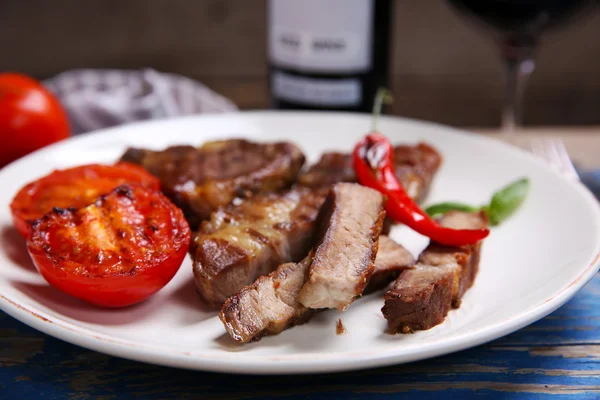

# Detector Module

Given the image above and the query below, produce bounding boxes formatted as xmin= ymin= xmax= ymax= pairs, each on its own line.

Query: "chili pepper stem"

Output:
xmin=371 ymin=88 xmax=394 ymax=132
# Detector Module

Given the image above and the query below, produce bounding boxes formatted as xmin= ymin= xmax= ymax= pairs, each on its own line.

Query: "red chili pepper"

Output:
xmin=352 ymin=132 xmax=489 ymax=246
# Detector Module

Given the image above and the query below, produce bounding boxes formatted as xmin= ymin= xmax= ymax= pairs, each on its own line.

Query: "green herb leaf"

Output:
xmin=425 ymin=202 xmax=481 ymax=218
xmin=487 ymin=177 xmax=530 ymax=226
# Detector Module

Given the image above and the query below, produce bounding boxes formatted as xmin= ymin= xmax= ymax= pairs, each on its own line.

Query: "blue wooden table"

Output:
xmin=1 ymin=272 xmax=599 ymax=399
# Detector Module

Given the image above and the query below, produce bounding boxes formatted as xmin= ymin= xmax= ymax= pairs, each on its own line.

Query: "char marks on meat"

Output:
xmin=382 ymin=211 xmax=489 ymax=334
xmin=191 ymin=187 xmax=326 ymax=308
xmin=120 ymin=139 xmax=305 ymax=227
xmin=220 ymin=235 xmax=412 ymax=342
xmin=298 ymin=183 xmax=386 ymax=311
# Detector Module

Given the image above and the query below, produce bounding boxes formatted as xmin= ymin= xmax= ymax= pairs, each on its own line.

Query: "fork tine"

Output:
xmin=546 ymin=140 xmax=564 ymax=172
xmin=529 ymin=138 xmax=579 ymax=180
xmin=552 ymin=139 xmax=579 ymax=179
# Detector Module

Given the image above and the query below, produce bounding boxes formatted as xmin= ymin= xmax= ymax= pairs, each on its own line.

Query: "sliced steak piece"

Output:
xmin=120 ymin=139 xmax=305 ymax=228
xmin=220 ymin=236 xmax=412 ymax=343
xmin=191 ymin=187 xmax=326 ymax=308
xmin=365 ymin=235 xmax=415 ymax=293
xmin=381 ymin=265 xmax=458 ymax=333
xmin=220 ymin=255 xmax=314 ymax=343
xmin=419 ymin=211 xmax=488 ymax=305
xmin=298 ymin=183 xmax=386 ymax=311
xmin=382 ymin=211 xmax=489 ymax=334
xmin=298 ymin=143 xmax=442 ymax=205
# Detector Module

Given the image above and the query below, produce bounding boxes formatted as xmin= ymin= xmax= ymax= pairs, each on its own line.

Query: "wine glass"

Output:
xmin=446 ymin=0 xmax=597 ymax=133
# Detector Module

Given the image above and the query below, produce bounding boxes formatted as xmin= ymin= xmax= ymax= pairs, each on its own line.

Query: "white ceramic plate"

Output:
xmin=1 ymin=112 xmax=599 ymax=374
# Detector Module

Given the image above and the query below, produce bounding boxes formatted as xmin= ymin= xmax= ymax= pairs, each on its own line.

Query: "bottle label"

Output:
xmin=268 ymin=0 xmax=373 ymax=73
xmin=272 ymin=71 xmax=361 ymax=106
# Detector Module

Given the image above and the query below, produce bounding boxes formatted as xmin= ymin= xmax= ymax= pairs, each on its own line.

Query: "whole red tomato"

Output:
xmin=27 ymin=184 xmax=191 ymax=308
xmin=0 ymin=73 xmax=70 ymax=168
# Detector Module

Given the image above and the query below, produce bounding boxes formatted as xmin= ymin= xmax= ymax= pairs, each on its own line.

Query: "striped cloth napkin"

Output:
xmin=44 ymin=69 xmax=238 ymax=135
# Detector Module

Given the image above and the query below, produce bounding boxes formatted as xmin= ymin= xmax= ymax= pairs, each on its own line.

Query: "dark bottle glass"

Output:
xmin=267 ymin=0 xmax=392 ymax=113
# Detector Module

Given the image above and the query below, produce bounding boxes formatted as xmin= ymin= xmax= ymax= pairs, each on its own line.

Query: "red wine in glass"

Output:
xmin=447 ymin=0 xmax=597 ymax=131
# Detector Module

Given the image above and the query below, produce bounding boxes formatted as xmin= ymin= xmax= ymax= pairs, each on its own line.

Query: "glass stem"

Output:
xmin=501 ymin=44 xmax=536 ymax=134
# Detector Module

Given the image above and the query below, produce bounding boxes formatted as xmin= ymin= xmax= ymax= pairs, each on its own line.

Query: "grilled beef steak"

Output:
xmin=120 ymin=139 xmax=305 ymax=227
xmin=191 ymin=187 xmax=326 ymax=308
xmin=298 ymin=183 xmax=386 ymax=311
xmin=220 ymin=236 xmax=413 ymax=343
xmin=298 ymin=143 xmax=441 ymax=204
xmin=189 ymin=141 xmax=437 ymax=311
xmin=382 ymin=211 xmax=488 ymax=334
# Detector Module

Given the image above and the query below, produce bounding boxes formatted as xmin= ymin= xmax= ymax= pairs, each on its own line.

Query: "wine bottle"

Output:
xmin=267 ymin=0 xmax=392 ymax=112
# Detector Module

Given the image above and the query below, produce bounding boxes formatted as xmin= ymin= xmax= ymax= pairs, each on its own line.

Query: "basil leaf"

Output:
xmin=487 ymin=178 xmax=530 ymax=226
xmin=425 ymin=202 xmax=481 ymax=218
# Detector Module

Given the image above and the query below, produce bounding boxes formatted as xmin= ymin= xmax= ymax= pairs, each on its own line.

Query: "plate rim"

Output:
xmin=1 ymin=110 xmax=599 ymax=374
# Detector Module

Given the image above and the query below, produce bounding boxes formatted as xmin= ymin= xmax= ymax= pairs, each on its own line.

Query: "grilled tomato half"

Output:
xmin=27 ymin=184 xmax=190 ymax=308
xmin=10 ymin=163 xmax=160 ymax=237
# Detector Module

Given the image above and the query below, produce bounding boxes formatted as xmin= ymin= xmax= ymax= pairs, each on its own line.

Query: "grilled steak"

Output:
xmin=187 ymin=141 xmax=437 ymax=311
xmin=382 ymin=211 xmax=488 ymax=334
xmin=120 ymin=139 xmax=305 ymax=228
xmin=298 ymin=143 xmax=441 ymax=204
xmin=191 ymin=187 xmax=326 ymax=308
xmin=298 ymin=183 xmax=386 ymax=311
xmin=220 ymin=236 xmax=412 ymax=343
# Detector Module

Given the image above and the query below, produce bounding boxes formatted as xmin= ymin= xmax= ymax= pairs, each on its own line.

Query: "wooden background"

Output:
xmin=1 ymin=0 xmax=599 ymax=127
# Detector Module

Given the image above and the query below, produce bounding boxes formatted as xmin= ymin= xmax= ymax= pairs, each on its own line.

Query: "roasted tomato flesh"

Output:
xmin=10 ymin=163 xmax=159 ymax=237
xmin=27 ymin=184 xmax=190 ymax=308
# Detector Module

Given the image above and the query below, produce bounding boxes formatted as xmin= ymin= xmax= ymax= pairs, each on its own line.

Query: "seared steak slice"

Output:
xmin=120 ymin=139 xmax=305 ymax=227
xmin=365 ymin=235 xmax=415 ymax=293
xmin=298 ymin=183 xmax=386 ymax=311
xmin=191 ymin=187 xmax=326 ymax=308
xmin=220 ymin=236 xmax=412 ymax=343
xmin=382 ymin=211 xmax=489 ymax=334
xmin=382 ymin=265 xmax=458 ymax=333
xmin=220 ymin=255 xmax=314 ymax=343
xmin=298 ymin=143 xmax=441 ymax=205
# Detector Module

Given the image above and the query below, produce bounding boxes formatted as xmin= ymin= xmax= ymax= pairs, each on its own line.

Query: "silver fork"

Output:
xmin=530 ymin=138 xmax=580 ymax=180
